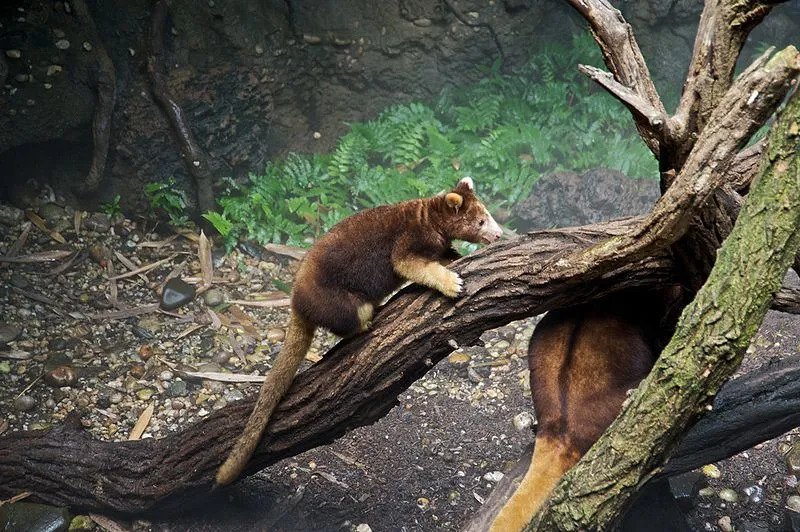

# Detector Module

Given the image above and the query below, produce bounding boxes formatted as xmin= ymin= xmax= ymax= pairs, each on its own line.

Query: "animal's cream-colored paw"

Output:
xmin=440 ymin=270 xmax=463 ymax=298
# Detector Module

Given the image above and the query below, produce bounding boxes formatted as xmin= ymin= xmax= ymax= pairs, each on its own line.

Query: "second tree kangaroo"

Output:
xmin=491 ymin=287 xmax=685 ymax=531
xmin=216 ymin=176 xmax=503 ymax=486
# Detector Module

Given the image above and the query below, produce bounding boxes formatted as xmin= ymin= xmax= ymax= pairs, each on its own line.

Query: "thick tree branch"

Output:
xmin=565 ymin=0 xmax=668 ymax=156
xmin=531 ymin=80 xmax=800 ymax=531
xmin=0 ymin=220 xmax=677 ymax=514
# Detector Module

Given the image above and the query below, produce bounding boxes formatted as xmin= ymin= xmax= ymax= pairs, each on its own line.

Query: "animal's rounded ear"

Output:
xmin=456 ymin=176 xmax=474 ymax=191
xmin=445 ymin=192 xmax=463 ymax=212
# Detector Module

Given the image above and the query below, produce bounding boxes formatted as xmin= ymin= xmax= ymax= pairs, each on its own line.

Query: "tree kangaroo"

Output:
xmin=491 ymin=287 xmax=684 ymax=531
xmin=216 ymin=176 xmax=503 ymax=486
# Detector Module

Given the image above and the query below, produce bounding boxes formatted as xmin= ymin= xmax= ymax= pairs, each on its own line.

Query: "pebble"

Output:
xmin=788 ymin=494 xmax=800 ymax=513
xmin=46 ymin=65 xmax=62 ymax=76
xmin=82 ymin=41 xmax=92 ymax=51
xmin=5 ymin=49 xmax=21 ymax=59
xmin=356 ymin=525 xmax=372 ymax=532
xmin=702 ymin=464 xmax=721 ymax=479
xmin=158 ymin=370 xmax=173 ymax=381
xmin=167 ymin=380 xmax=187 ymax=397
xmin=698 ymin=487 xmax=715 ymax=498
xmin=160 ymin=278 xmax=196 ymax=310
xmin=224 ymin=389 xmax=245 ymax=402
xmin=44 ymin=365 xmax=77 ymax=387
xmin=512 ymin=411 xmax=534 ymax=432
xmin=266 ymin=327 xmax=286 ymax=343
xmin=211 ymin=351 xmax=231 ymax=364
xmin=48 ymin=337 xmax=67 ymax=351
xmin=109 ymin=392 xmax=123 ymax=404
xmin=199 ymin=337 xmax=215 ymax=352
xmin=416 ymin=497 xmax=429 ymax=510
xmin=69 ymin=514 xmax=94 ymax=530
xmin=786 ymin=442 xmax=800 ymax=475
xmin=55 ymin=39 xmax=71 ymax=50
xmin=84 ymin=213 xmax=111 ymax=233
xmin=88 ymin=244 xmax=110 ymax=264
xmin=0 ymin=323 xmax=22 ymax=345
xmin=744 ymin=484 xmax=764 ymax=504
xmin=447 ymin=352 xmax=470 ymax=368
xmin=718 ymin=488 xmax=739 ymax=503
xmin=0 ymin=361 xmax=9 ymax=374
xmin=718 ymin=515 xmax=733 ymax=532
xmin=138 ymin=344 xmax=154 ymax=360
xmin=0 ymin=502 xmax=70 ymax=532
xmin=14 ymin=394 xmax=36 ymax=411
xmin=483 ymin=471 xmax=504 ymax=483
xmin=137 ymin=388 xmax=155 ymax=401
xmin=202 ymin=288 xmax=225 ymax=306
xmin=10 ymin=272 xmax=28 ymax=289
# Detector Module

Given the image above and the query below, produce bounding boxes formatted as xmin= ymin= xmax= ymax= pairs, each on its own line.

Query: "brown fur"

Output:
xmin=491 ymin=288 xmax=683 ymax=531
xmin=216 ymin=178 xmax=501 ymax=486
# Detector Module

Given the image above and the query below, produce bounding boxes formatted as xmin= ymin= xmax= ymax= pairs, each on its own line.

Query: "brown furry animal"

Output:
xmin=490 ymin=288 xmax=683 ymax=531
xmin=216 ymin=177 xmax=503 ymax=486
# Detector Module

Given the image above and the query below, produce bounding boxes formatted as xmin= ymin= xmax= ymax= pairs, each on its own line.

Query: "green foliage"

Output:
xmin=144 ymin=177 xmax=189 ymax=226
xmin=100 ymin=195 xmax=121 ymax=219
xmin=207 ymin=31 xmax=657 ymax=249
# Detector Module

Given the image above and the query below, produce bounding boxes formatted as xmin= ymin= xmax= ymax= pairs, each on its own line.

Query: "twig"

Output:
xmin=87 ymin=304 xmax=160 ymax=321
xmin=108 ymin=255 xmax=177 ymax=280
xmin=227 ymin=298 xmax=291 ymax=308
xmin=7 ymin=222 xmax=31 ymax=257
xmin=128 ymin=403 xmax=154 ymax=441
xmin=0 ymin=250 xmax=73 ymax=263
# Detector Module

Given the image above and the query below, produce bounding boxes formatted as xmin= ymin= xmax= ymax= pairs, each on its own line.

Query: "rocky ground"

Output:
xmin=1 ymin=201 xmax=800 ymax=532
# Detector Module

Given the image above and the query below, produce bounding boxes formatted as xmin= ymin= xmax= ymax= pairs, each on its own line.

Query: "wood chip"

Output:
xmin=175 ymin=323 xmax=205 ymax=340
xmin=228 ymin=331 xmax=246 ymax=364
xmin=198 ymin=230 xmax=213 ymax=290
xmin=87 ymin=304 xmax=159 ymax=321
xmin=107 ymin=259 xmax=119 ymax=308
xmin=48 ymin=248 xmax=85 ymax=276
xmin=137 ymin=234 xmax=178 ymax=248
xmin=0 ymin=250 xmax=73 ymax=263
xmin=178 ymin=370 xmax=265 ymax=383
xmin=0 ymin=350 xmax=32 ymax=360
xmin=317 ymin=471 xmax=350 ymax=489
xmin=263 ymin=243 xmax=307 ymax=260
xmin=89 ymin=513 xmax=131 ymax=532
xmin=7 ymin=222 xmax=31 ymax=257
xmin=73 ymin=211 xmax=84 ymax=235
xmin=114 ymin=251 xmax=149 ymax=283
xmin=108 ymin=254 xmax=177 ymax=280
xmin=0 ymin=491 xmax=32 ymax=507
xmin=227 ymin=298 xmax=291 ymax=308
xmin=207 ymin=308 xmax=222 ymax=330
xmin=128 ymin=403 xmax=154 ymax=440
xmin=25 ymin=210 xmax=66 ymax=244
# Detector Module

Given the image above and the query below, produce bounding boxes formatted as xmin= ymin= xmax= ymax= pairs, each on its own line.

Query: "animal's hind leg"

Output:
xmin=356 ymin=302 xmax=374 ymax=332
xmin=489 ymin=436 xmax=580 ymax=532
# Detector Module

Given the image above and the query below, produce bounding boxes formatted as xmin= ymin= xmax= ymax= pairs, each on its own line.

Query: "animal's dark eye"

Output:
xmin=479 ymin=220 xmax=485 ymax=226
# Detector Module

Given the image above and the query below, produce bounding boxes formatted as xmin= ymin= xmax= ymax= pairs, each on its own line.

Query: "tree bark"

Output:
xmin=147 ymin=0 xmax=216 ymax=220
xmin=530 ymin=74 xmax=800 ymax=531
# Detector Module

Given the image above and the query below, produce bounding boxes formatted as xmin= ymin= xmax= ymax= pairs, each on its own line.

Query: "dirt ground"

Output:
xmin=1 ymin=206 xmax=800 ymax=531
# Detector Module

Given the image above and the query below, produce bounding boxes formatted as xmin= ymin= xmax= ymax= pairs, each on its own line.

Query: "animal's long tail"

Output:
xmin=489 ymin=436 xmax=580 ymax=531
xmin=216 ymin=310 xmax=315 ymax=486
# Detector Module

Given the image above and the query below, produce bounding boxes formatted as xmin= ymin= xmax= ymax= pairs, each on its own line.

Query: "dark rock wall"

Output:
xmin=0 ymin=0 xmax=797 ymax=215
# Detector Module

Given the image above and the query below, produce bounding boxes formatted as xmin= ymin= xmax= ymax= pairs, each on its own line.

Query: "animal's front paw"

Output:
xmin=440 ymin=270 xmax=463 ymax=298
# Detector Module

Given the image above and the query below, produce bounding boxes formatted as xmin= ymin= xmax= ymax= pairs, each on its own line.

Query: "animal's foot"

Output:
xmin=440 ymin=270 xmax=463 ymax=298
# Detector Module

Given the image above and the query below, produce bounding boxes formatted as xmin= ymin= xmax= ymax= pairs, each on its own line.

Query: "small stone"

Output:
xmin=202 ymin=288 xmax=224 ymax=307
xmin=416 ymin=497 xmax=429 ymax=510
xmin=14 ymin=74 xmax=29 ymax=83
xmin=668 ymin=471 xmax=706 ymax=511
xmin=88 ymin=244 xmax=110 ymax=264
xmin=84 ymin=212 xmax=110 ymax=233
xmin=512 ymin=411 xmax=534 ymax=432
xmin=744 ymin=484 xmax=764 ymax=504
xmin=160 ymin=278 xmax=196 ymax=310
xmin=46 ymin=65 xmax=62 ymax=77
xmin=199 ymin=337 xmax=215 ymax=352
xmin=313 ymin=131 xmax=322 ymax=139
xmin=158 ymin=370 xmax=173 ymax=381
xmin=167 ymin=380 xmax=187 ymax=397
xmin=0 ymin=323 xmax=21 ymax=345
xmin=109 ymin=392 xmax=123 ymax=404
xmin=5 ymin=49 xmax=21 ymax=59
xmin=0 ymin=361 xmax=10 ymax=374
xmin=698 ymin=487 xmax=715 ymax=497
xmin=69 ymin=514 xmax=94 ymax=531
xmin=0 ymin=204 xmax=24 ymax=225
xmin=788 ymin=494 xmax=800 ymax=513
xmin=82 ymin=41 xmax=92 ymax=51
xmin=211 ymin=351 xmax=231 ymax=364
xmin=138 ymin=344 xmax=154 ymax=360
xmin=48 ymin=337 xmax=67 ymax=351
xmin=224 ymin=389 xmax=244 ymax=402
xmin=37 ymin=202 xmax=66 ymax=223
xmin=303 ymin=34 xmax=322 ymax=44
xmin=0 ymin=502 xmax=70 ymax=532
xmin=718 ymin=516 xmax=733 ymax=532
xmin=130 ymin=364 xmax=146 ymax=379
xmin=53 ymin=29 xmax=66 ymax=38
xmin=413 ymin=18 xmax=432 ymax=27
xmin=254 ymin=44 xmax=264 ymax=55
xmin=136 ymin=388 xmax=155 ymax=401
xmin=447 ymin=352 xmax=470 ymax=368
xmin=356 ymin=524 xmax=372 ymax=532
xmin=483 ymin=471 xmax=504 ymax=483
xmin=266 ymin=328 xmax=286 ymax=343
xmin=55 ymin=39 xmax=70 ymax=50
xmin=786 ymin=442 xmax=800 ymax=475
xmin=14 ymin=395 xmax=36 ymax=411
xmin=718 ymin=488 xmax=739 ymax=503
xmin=702 ymin=464 xmax=721 ymax=479
xmin=44 ymin=365 xmax=77 ymax=387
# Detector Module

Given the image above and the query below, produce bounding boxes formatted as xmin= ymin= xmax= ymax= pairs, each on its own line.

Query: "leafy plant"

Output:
xmin=145 ymin=177 xmax=189 ymax=226
xmin=100 ymin=195 xmax=122 ymax=219
xmin=205 ymin=30 xmax=657 ymax=249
